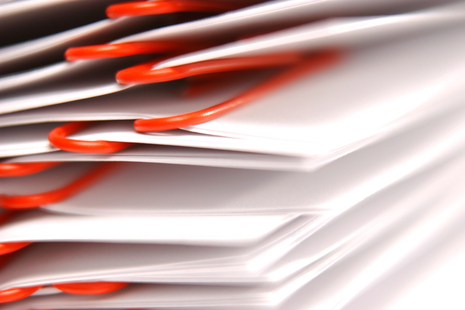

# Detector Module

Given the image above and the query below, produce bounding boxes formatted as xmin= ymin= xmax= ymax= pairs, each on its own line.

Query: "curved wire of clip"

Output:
xmin=66 ymin=0 xmax=241 ymax=61
xmin=106 ymin=0 xmax=245 ymax=19
xmin=53 ymin=281 xmax=128 ymax=295
xmin=0 ymin=242 xmax=31 ymax=256
xmin=65 ymin=41 xmax=196 ymax=61
xmin=116 ymin=52 xmax=306 ymax=84
xmin=48 ymin=122 xmax=132 ymax=154
xmin=128 ymin=50 xmax=341 ymax=132
xmin=0 ymin=286 xmax=42 ymax=304
xmin=0 ymin=162 xmax=60 ymax=178
xmin=0 ymin=162 xmax=119 ymax=210
xmin=51 ymin=51 xmax=339 ymax=152
xmin=0 ymin=282 xmax=128 ymax=304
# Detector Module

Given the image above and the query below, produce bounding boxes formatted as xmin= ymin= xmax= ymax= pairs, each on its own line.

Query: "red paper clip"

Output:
xmin=0 ymin=162 xmax=60 ymax=178
xmin=0 ymin=281 xmax=127 ymax=304
xmin=65 ymin=0 xmax=252 ymax=61
xmin=106 ymin=0 xmax=245 ymax=18
xmin=49 ymin=122 xmax=132 ymax=154
xmin=53 ymin=52 xmax=339 ymax=149
xmin=65 ymin=41 xmax=194 ymax=61
xmin=0 ymin=286 xmax=42 ymax=304
xmin=129 ymin=50 xmax=340 ymax=131
xmin=0 ymin=242 xmax=31 ymax=256
xmin=0 ymin=162 xmax=119 ymax=210
xmin=66 ymin=0 xmax=237 ymax=61
xmin=54 ymin=281 xmax=128 ymax=295
xmin=116 ymin=52 xmax=306 ymax=84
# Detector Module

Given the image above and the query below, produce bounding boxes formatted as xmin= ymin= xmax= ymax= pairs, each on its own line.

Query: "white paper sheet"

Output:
xmin=0 ymin=216 xmax=318 ymax=291
xmin=5 ymin=175 xmax=465 ymax=309
xmin=2 ymin=2 xmax=464 ymax=309
xmin=157 ymin=2 xmax=465 ymax=68
xmin=114 ymin=0 xmax=456 ymax=44
xmin=4 ymin=24 xmax=465 ymax=163
xmin=105 ymin=152 xmax=465 ymax=284
xmin=47 ymin=103 xmax=465 ymax=216
xmin=0 ymin=123 xmax=58 ymax=158
xmin=342 ymin=217 xmax=465 ymax=310
xmin=180 ymin=22 xmax=465 ymax=153
xmin=1 ymin=2 xmax=461 ymax=115
xmin=3 ymin=145 xmax=324 ymax=172
xmin=0 ymin=157 xmax=447 ymax=291
xmin=0 ymin=210 xmax=297 ymax=247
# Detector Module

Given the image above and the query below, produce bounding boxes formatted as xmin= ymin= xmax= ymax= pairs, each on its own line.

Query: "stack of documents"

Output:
xmin=1 ymin=0 xmax=465 ymax=309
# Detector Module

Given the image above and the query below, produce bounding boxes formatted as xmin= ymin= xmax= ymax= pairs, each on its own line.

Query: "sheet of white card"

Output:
xmin=0 ymin=1 xmax=460 ymax=114
xmin=156 ymin=2 xmax=465 ymax=68
xmin=0 ymin=216 xmax=319 ymax=291
xmin=4 ymin=178 xmax=465 ymax=309
xmin=0 ymin=123 xmax=58 ymax=158
xmin=342 ymin=217 xmax=465 ymax=310
xmin=103 ymin=153 xmax=465 ymax=284
xmin=3 ymin=24 xmax=465 ymax=163
xmin=0 ymin=210 xmax=297 ymax=246
xmin=3 ymin=145 xmax=320 ymax=172
xmin=0 ymin=156 xmax=449 ymax=289
xmin=3 ymin=107 xmax=463 ymax=289
xmin=47 ymin=102 xmax=465 ymax=216
xmin=113 ymin=0 xmax=456 ymax=44
xmin=177 ymin=22 xmax=465 ymax=153
xmin=250 ymin=156 xmax=465 ymax=284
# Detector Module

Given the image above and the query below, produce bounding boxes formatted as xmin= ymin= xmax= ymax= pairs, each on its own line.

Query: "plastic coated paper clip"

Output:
xmin=0 ymin=162 xmax=120 ymax=210
xmin=48 ymin=122 xmax=132 ymax=154
xmin=65 ymin=0 xmax=249 ymax=61
xmin=106 ymin=0 xmax=248 ymax=19
xmin=0 ymin=162 xmax=60 ymax=178
xmin=0 ymin=281 xmax=127 ymax=304
xmin=65 ymin=41 xmax=201 ymax=61
xmin=128 ymin=50 xmax=342 ymax=132
xmin=49 ymin=51 xmax=340 ymax=153
xmin=0 ymin=286 xmax=42 ymax=304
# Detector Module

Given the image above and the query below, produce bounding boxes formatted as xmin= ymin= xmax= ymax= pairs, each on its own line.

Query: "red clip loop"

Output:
xmin=53 ymin=282 xmax=128 ymax=295
xmin=116 ymin=52 xmax=305 ymax=85
xmin=106 ymin=0 xmax=244 ymax=19
xmin=49 ymin=122 xmax=132 ymax=154
xmin=0 ymin=162 xmax=119 ymax=210
xmin=0 ymin=286 xmax=42 ymax=304
xmin=0 ymin=162 xmax=60 ymax=178
xmin=0 ymin=242 xmax=31 ymax=256
xmin=65 ymin=41 xmax=190 ymax=61
xmin=134 ymin=50 xmax=341 ymax=132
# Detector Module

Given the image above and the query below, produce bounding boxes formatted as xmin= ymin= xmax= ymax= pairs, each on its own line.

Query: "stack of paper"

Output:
xmin=1 ymin=0 xmax=465 ymax=309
